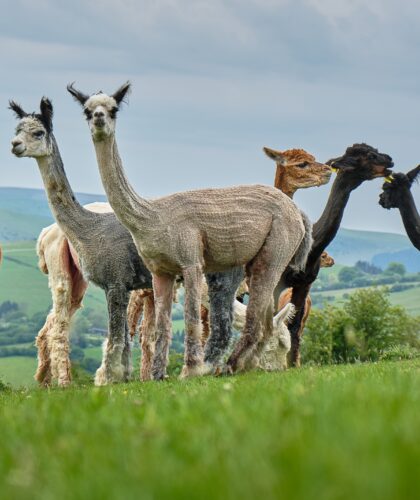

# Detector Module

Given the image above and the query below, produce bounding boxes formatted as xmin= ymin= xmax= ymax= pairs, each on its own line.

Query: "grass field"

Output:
xmin=0 ymin=360 xmax=419 ymax=499
xmin=0 ymin=357 xmax=37 ymax=388
xmin=0 ymin=240 xmax=107 ymax=316
xmin=313 ymin=284 xmax=420 ymax=315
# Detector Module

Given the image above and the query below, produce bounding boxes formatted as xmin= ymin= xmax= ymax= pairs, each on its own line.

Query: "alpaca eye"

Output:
xmin=109 ymin=107 xmax=118 ymax=119
xmin=84 ymin=108 xmax=92 ymax=120
xmin=298 ymin=162 xmax=309 ymax=168
xmin=33 ymin=130 xmax=45 ymax=138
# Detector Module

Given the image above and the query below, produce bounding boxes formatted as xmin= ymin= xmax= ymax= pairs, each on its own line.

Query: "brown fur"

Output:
xmin=264 ymin=147 xmax=331 ymax=198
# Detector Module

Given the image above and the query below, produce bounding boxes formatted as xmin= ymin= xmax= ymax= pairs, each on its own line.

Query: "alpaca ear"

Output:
xmin=273 ymin=303 xmax=295 ymax=327
xmin=263 ymin=147 xmax=286 ymax=165
xmin=8 ymin=100 xmax=27 ymax=119
xmin=67 ymin=82 xmax=89 ymax=106
xmin=112 ymin=81 xmax=131 ymax=106
xmin=407 ymin=165 xmax=420 ymax=184
xmin=40 ymin=97 xmax=53 ymax=133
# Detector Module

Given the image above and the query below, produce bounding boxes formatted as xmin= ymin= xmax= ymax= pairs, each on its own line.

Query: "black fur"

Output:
xmin=67 ymin=82 xmax=89 ymax=105
xmin=39 ymin=97 xmax=53 ymax=133
xmin=112 ymin=82 xmax=131 ymax=106
xmin=8 ymin=101 xmax=27 ymax=119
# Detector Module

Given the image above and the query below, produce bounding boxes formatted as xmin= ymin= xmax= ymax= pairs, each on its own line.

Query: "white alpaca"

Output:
xmin=232 ymin=300 xmax=294 ymax=371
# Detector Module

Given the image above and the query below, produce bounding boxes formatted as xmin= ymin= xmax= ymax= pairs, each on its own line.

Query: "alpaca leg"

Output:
xmin=200 ymin=305 xmax=210 ymax=346
xmin=95 ymin=288 xmax=129 ymax=386
xmin=204 ymin=267 xmax=244 ymax=369
xmin=121 ymin=320 xmax=132 ymax=382
xmin=140 ymin=293 xmax=156 ymax=381
xmin=152 ymin=274 xmax=175 ymax=381
xmin=227 ymin=219 xmax=303 ymax=373
xmin=34 ymin=311 xmax=54 ymax=386
xmin=287 ymin=284 xmax=311 ymax=368
xmin=48 ymin=279 xmax=75 ymax=387
xmin=180 ymin=265 xmax=207 ymax=379
xmin=127 ymin=290 xmax=145 ymax=339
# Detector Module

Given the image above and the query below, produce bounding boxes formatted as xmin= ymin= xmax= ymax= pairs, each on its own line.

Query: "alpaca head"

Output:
xmin=67 ymin=82 xmax=131 ymax=141
xmin=320 ymin=251 xmax=335 ymax=268
xmin=379 ymin=165 xmax=420 ymax=209
xmin=9 ymin=98 xmax=54 ymax=158
xmin=326 ymin=143 xmax=394 ymax=181
xmin=263 ymin=147 xmax=331 ymax=195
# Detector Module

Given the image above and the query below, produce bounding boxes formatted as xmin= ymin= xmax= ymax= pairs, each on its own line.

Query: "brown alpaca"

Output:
xmin=277 ymin=251 xmax=335 ymax=344
xmin=263 ymin=147 xmax=332 ymax=197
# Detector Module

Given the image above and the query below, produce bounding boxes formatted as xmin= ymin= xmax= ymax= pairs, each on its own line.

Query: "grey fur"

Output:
xmin=10 ymin=100 xmax=153 ymax=385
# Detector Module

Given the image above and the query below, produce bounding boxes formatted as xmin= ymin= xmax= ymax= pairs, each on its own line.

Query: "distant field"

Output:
xmin=1 ymin=240 xmax=107 ymax=316
xmin=313 ymin=284 xmax=420 ymax=315
xmin=0 ymin=360 xmax=419 ymax=499
xmin=0 ymin=357 xmax=37 ymax=388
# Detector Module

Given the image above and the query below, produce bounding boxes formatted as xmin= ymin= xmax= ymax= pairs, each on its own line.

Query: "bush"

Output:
xmin=302 ymin=288 xmax=420 ymax=365
xmin=379 ymin=345 xmax=420 ymax=361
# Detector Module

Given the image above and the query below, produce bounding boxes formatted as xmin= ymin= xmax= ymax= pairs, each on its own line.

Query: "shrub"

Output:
xmin=302 ymin=288 xmax=420 ymax=365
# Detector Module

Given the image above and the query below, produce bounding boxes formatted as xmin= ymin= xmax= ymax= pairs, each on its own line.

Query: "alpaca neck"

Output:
xmin=36 ymin=135 xmax=96 ymax=245
xmin=310 ymin=173 xmax=357 ymax=261
xmin=93 ymin=134 xmax=155 ymax=232
xmin=397 ymin=189 xmax=420 ymax=250
xmin=275 ymin=167 xmax=295 ymax=198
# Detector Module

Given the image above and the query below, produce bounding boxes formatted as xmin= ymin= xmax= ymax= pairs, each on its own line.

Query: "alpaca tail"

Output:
xmin=288 ymin=210 xmax=312 ymax=272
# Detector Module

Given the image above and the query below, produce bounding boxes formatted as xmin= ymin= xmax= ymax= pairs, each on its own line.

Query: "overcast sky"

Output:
xmin=1 ymin=0 xmax=419 ymax=234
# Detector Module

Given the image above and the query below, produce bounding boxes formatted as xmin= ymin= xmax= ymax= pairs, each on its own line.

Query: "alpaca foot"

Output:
xmin=179 ymin=362 xmax=208 ymax=379
xmin=152 ymin=368 xmax=169 ymax=381
xmin=57 ymin=377 xmax=71 ymax=388
xmin=214 ymin=364 xmax=233 ymax=377
xmin=94 ymin=363 xmax=124 ymax=386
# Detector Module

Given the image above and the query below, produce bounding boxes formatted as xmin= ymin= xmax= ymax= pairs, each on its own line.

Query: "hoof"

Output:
xmin=179 ymin=362 xmax=208 ymax=379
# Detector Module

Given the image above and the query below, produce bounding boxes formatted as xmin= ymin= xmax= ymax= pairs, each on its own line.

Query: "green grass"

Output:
xmin=0 ymin=360 xmax=419 ymax=499
xmin=0 ymin=357 xmax=37 ymax=388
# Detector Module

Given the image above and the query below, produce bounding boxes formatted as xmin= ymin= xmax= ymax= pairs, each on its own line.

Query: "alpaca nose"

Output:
xmin=94 ymin=110 xmax=105 ymax=118
xmin=12 ymin=139 xmax=22 ymax=147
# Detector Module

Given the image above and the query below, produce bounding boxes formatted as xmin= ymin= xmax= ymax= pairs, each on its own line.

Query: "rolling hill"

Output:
xmin=0 ymin=187 xmax=417 ymax=269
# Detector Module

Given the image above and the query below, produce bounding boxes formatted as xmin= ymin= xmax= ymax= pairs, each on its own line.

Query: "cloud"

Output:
xmin=0 ymin=0 xmax=419 ymax=236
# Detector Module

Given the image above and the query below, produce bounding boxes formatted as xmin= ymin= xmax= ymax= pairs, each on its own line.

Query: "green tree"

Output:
xmin=338 ymin=266 xmax=361 ymax=284
xmin=385 ymin=262 xmax=406 ymax=276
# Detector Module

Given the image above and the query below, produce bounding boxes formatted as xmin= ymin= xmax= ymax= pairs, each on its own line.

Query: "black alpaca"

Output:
xmin=379 ymin=166 xmax=420 ymax=251
xmin=283 ymin=144 xmax=394 ymax=366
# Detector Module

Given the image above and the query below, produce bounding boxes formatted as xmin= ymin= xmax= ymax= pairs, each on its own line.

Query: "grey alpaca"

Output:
xmin=9 ymin=97 xmax=154 ymax=385
xmin=67 ymin=82 xmax=312 ymax=379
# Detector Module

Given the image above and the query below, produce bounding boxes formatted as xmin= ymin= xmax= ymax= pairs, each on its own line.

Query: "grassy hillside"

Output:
xmin=0 ymin=360 xmax=419 ymax=499
xmin=0 ymin=187 xmax=416 ymax=268
xmin=0 ymin=240 xmax=107 ymax=316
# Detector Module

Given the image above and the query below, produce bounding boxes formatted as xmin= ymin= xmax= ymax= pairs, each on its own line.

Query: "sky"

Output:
xmin=0 ymin=0 xmax=419 ymax=235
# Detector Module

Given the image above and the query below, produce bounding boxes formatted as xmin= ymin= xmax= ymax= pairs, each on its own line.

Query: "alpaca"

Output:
xmin=379 ymin=166 xmax=420 ymax=251
xmin=282 ymin=144 xmax=394 ymax=366
xmin=67 ymin=82 xmax=312 ymax=379
xmin=9 ymin=98 xmax=155 ymax=386
xmin=35 ymin=221 xmax=87 ymax=386
xmin=34 ymin=202 xmax=156 ymax=386
xmin=277 ymin=251 xmax=334 ymax=347
xmin=233 ymin=300 xmax=295 ymax=371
